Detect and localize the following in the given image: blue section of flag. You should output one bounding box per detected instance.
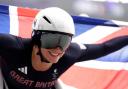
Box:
[0,5,10,33]
[72,16,120,37]
[72,16,119,27]
[74,23,95,37]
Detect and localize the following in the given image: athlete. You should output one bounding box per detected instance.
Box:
[0,7,128,89]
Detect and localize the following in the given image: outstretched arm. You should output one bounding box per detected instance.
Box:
[78,35,128,61]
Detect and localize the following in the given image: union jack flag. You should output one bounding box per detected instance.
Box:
[0,4,128,89]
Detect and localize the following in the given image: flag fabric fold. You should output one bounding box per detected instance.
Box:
[0,4,128,89]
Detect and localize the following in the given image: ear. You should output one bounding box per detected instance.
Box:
[34,45,38,48]
[33,45,39,54]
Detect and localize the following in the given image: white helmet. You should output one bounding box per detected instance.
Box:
[32,7,75,35]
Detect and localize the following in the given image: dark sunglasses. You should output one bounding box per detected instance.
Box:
[40,33,72,51]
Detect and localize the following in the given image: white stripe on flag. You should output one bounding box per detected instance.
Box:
[72,26,121,44]
[75,60,128,70]
[111,20,128,27]
[9,6,19,36]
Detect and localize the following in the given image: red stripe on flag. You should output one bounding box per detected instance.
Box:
[17,7,39,38]
[60,66,128,89]
[96,27,128,43]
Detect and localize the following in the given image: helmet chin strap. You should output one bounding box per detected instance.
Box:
[36,47,50,63]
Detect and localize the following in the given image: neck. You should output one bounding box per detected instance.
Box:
[31,46,52,71]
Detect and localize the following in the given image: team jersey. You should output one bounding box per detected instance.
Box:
[0,33,128,89]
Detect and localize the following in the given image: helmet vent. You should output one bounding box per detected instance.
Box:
[43,16,51,24]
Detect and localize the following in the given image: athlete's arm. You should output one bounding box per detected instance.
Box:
[77,35,128,61]
[0,33,24,64]
[0,33,14,54]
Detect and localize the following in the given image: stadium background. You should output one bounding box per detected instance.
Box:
[0,0,128,22]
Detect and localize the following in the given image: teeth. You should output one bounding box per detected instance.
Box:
[51,53,58,56]
[49,52,58,56]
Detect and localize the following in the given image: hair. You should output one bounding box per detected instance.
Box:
[31,30,42,47]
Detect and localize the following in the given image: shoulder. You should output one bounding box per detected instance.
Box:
[63,42,87,59]
[0,33,17,42]
[0,33,19,47]
[0,33,31,49]
[68,42,87,51]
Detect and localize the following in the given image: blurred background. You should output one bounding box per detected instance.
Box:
[0,0,128,21]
